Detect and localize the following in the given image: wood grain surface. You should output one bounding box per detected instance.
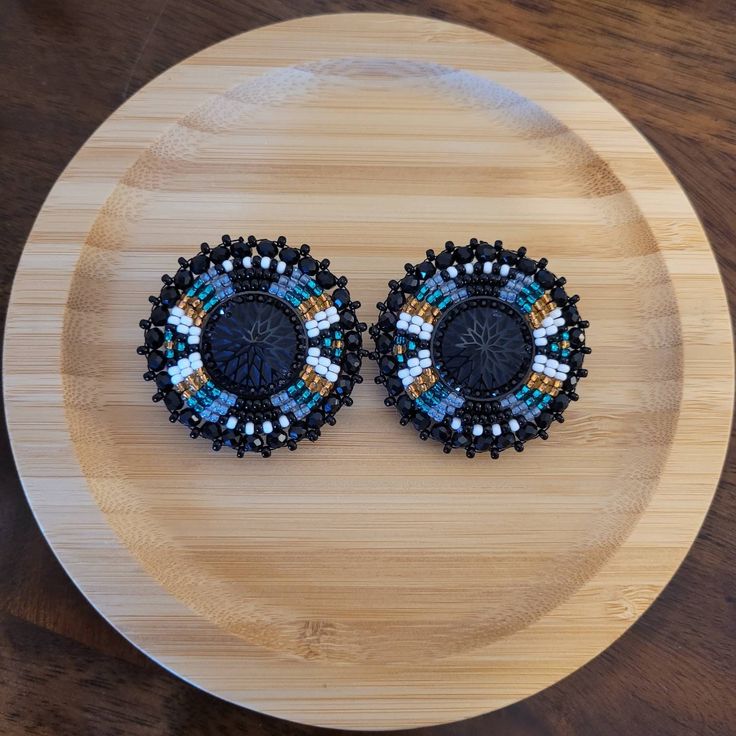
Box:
[1,2,735,735]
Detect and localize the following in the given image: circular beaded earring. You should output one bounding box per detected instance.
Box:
[138,235,367,456]
[370,239,590,458]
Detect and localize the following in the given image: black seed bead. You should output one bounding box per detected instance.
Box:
[517,423,538,441]
[150,305,169,326]
[474,434,493,451]
[452,432,470,448]
[221,429,239,447]
[159,285,179,307]
[569,352,585,369]
[209,245,229,264]
[289,425,307,442]
[385,376,404,396]
[299,256,318,275]
[536,411,555,429]
[280,246,299,264]
[231,240,249,257]
[173,269,193,290]
[386,291,406,311]
[307,411,325,429]
[496,432,515,449]
[190,254,209,274]
[562,305,580,323]
[316,271,337,289]
[145,328,164,348]
[499,250,517,266]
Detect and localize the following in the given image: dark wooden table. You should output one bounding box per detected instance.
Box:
[2,1,735,734]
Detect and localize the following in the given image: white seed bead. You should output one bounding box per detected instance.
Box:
[500,264,510,277]
[276,260,287,274]
[326,370,338,382]
[242,256,252,268]
[176,324,189,334]
[535,337,548,346]
[401,375,414,386]
[546,325,558,336]
[419,331,432,341]
[189,326,201,336]
[533,328,546,338]
[181,367,193,378]
[326,306,337,316]
[509,418,520,432]
[398,368,410,379]
[318,320,330,330]
[544,367,557,377]
[222,259,234,273]
[396,319,409,331]
[305,319,318,330]
[472,424,483,436]
[262,420,273,434]
[226,416,237,430]
[167,315,180,325]
[245,422,255,435]
[308,347,321,357]
[327,313,340,324]
[554,317,566,327]
[464,263,474,274]
[318,356,331,366]
[177,358,189,370]
[546,359,558,369]
[167,366,180,376]
[555,371,567,381]
[409,365,423,377]
[190,360,203,370]
[315,364,328,376]
[279,415,290,428]
[260,256,271,269]
[532,363,545,373]
[491,423,502,436]
[180,315,193,326]
[307,328,320,338]
[419,358,432,368]
[483,261,493,274]
[422,322,433,333]
[314,311,327,322]
[451,417,462,431]
[536,354,548,363]
[542,317,554,327]
[418,349,430,359]
[408,324,421,335]
[447,266,458,278]
[558,364,571,373]
[407,357,419,368]
[187,335,199,344]
[411,315,424,326]
[400,312,412,322]
[306,356,319,366]
[171,306,185,317]
[551,308,562,319]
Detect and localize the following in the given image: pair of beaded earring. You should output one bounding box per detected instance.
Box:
[138,235,589,458]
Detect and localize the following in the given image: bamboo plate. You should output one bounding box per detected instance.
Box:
[4,13,733,731]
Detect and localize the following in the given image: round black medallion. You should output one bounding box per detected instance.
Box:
[201,292,306,398]
[432,297,534,399]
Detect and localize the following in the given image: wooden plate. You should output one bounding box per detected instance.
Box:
[5,13,733,730]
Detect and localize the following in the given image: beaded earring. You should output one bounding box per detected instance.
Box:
[370,239,589,458]
[138,235,367,456]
